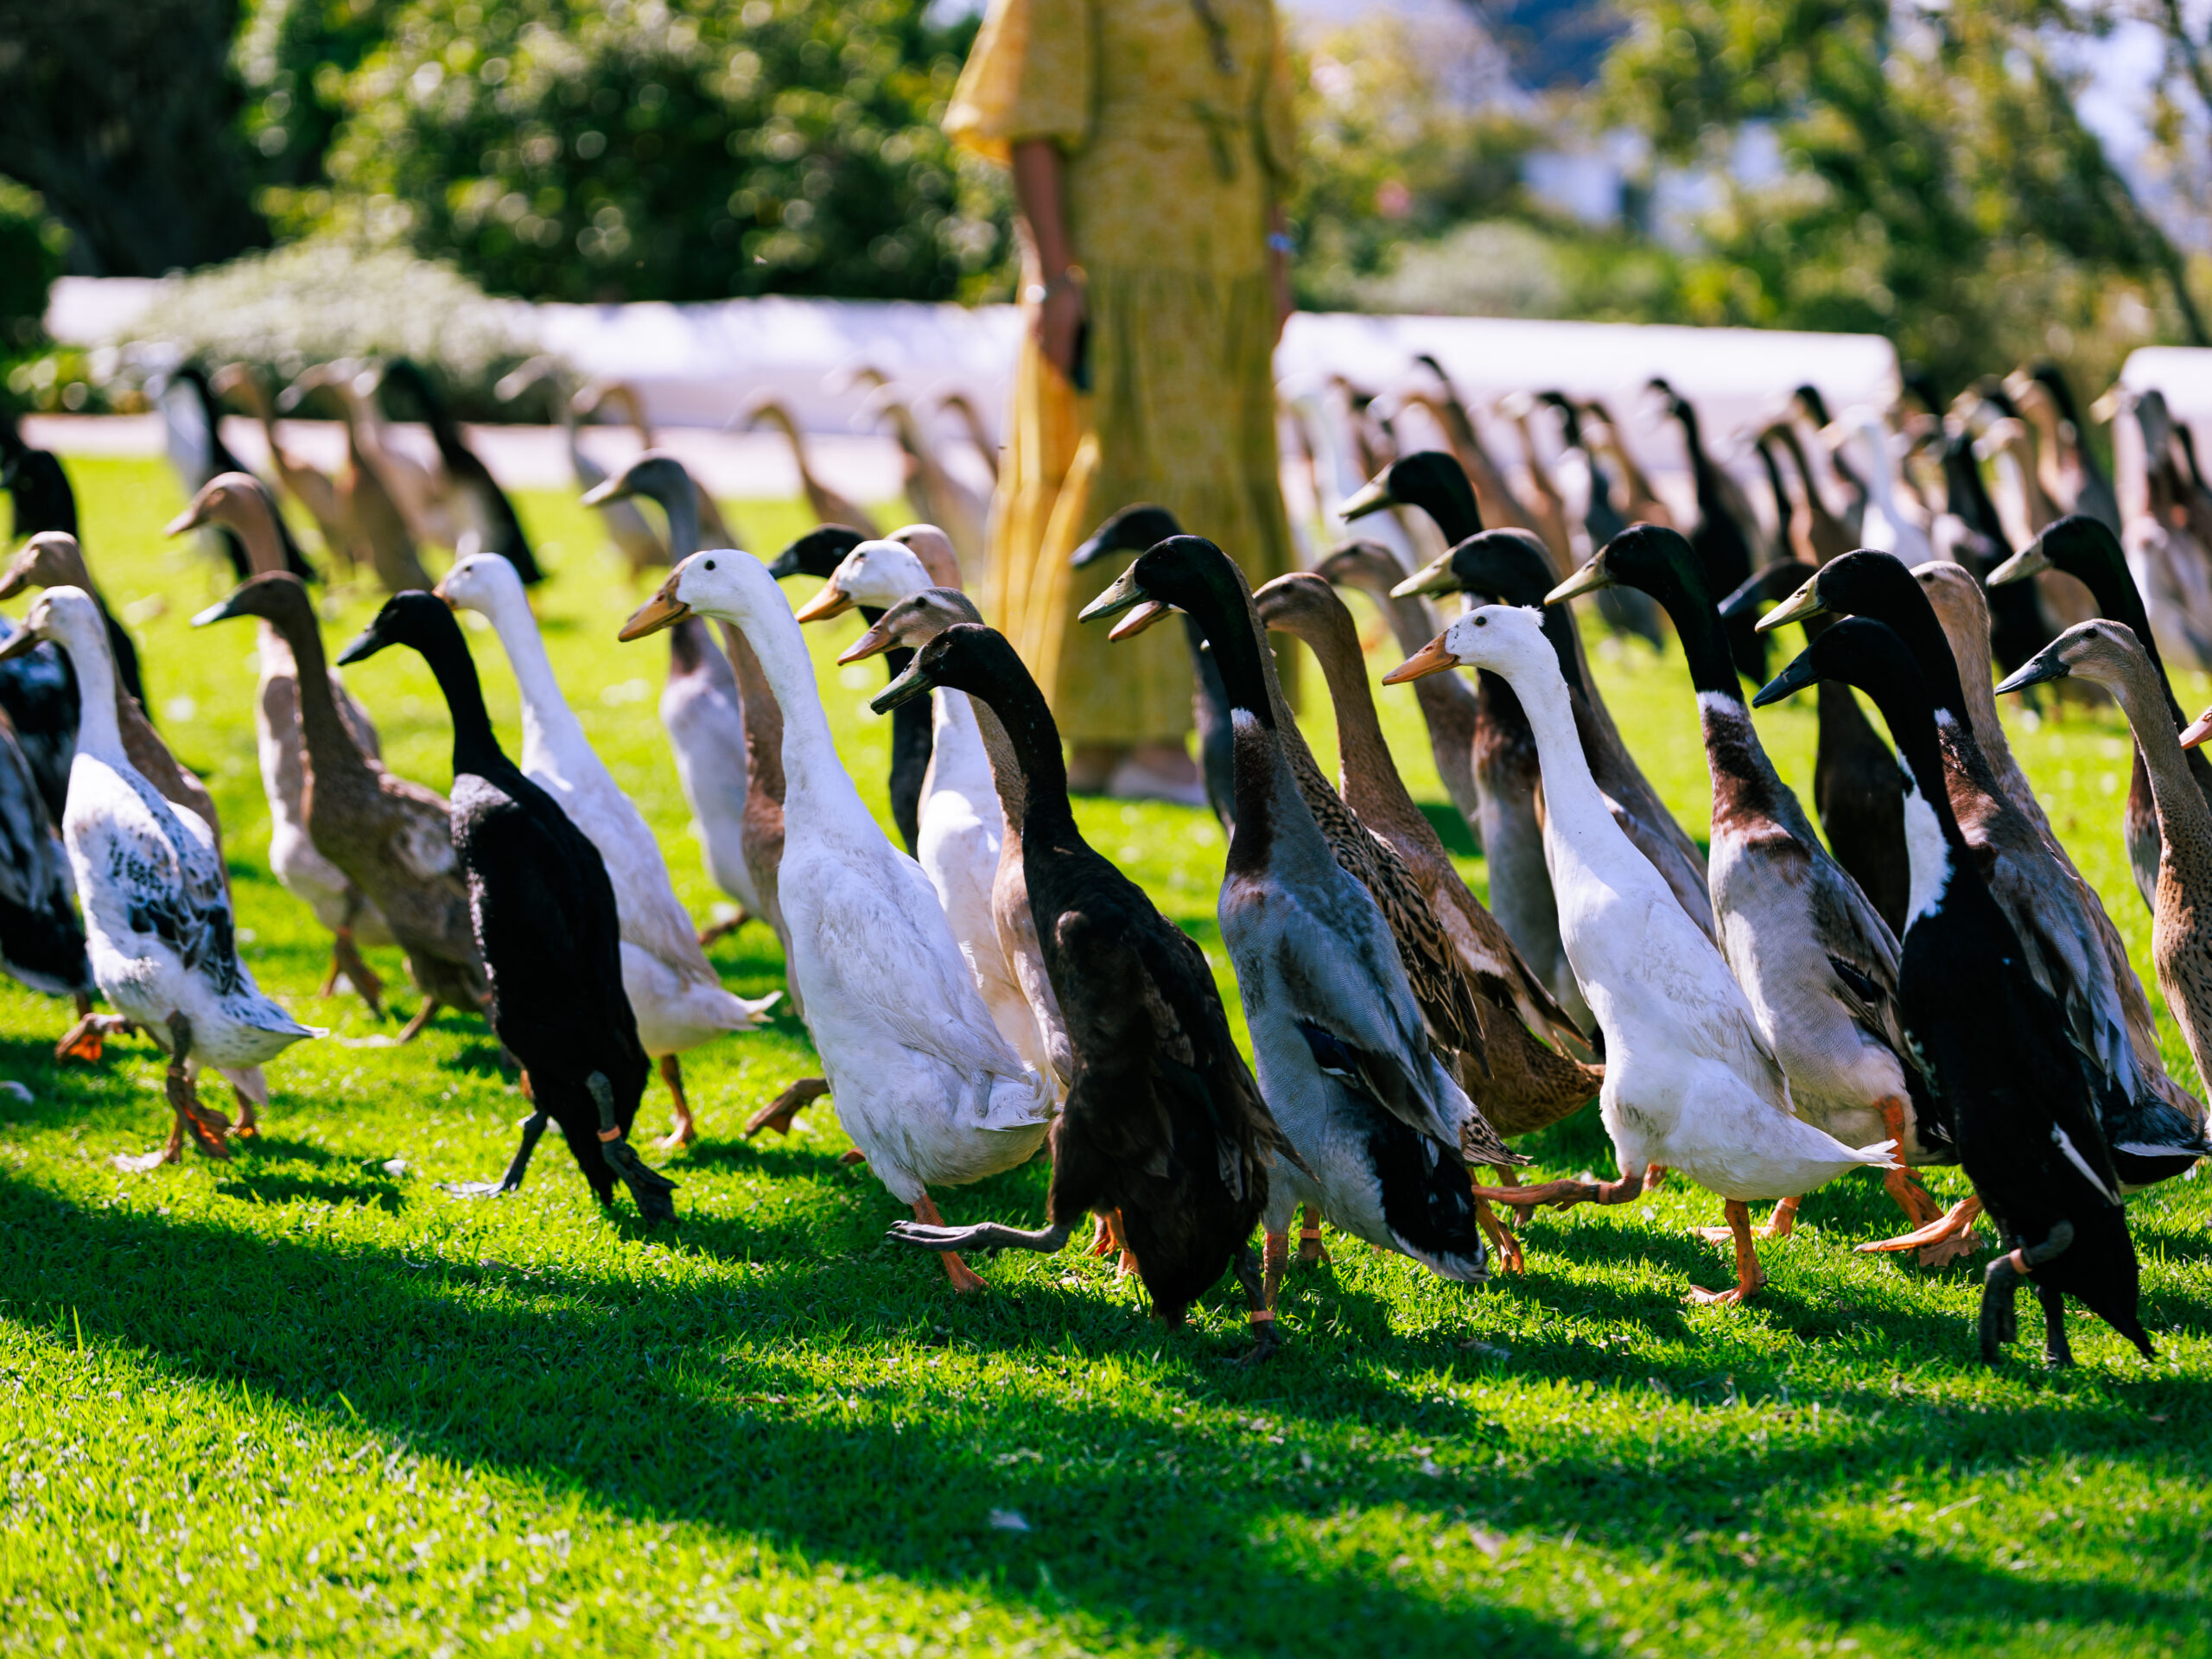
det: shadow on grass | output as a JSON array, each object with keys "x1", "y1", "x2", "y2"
[{"x1": 3, "y1": 1162, "x2": 2207, "y2": 1651}]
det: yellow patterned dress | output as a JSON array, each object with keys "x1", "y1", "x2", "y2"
[{"x1": 948, "y1": 0, "x2": 1299, "y2": 743}]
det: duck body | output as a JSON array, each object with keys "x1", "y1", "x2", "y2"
[
  {"x1": 1389, "y1": 607, "x2": 1894, "y2": 1304},
  {"x1": 1084, "y1": 537, "x2": 1505, "y2": 1284},
  {"x1": 623, "y1": 552, "x2": 1052, "y2": 1256},
  {"x1": 437, "y1": 551, "x2": 772, "y2": 1070},
  {"x1": 1761, "y1": 619, "x2": 2152, "y2": 1363},
  {"x1": 880, "y1": 624, "x2": 1282, "y2": 1334},
  {"x1": 0, "y1": 707, "x2": 90, "y2": 997}
]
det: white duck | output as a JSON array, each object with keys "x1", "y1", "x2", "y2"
[
  {"x1": 620, "y1": 550, "x2": 1055, "y2": 1293},
  {"x1": 1843, "y1": 415, "x2": 1935, "y2": 566},
  {"x1": 3, "y1": 588, "x2": 321, "y2": 1167},
  {"x1": 435, "y1": 550, "x2": 777, "y2": 1145},
  {"x1": 1387, "y1": 604, "x2": 1896, "y2": 1303},
  {"x1": 166, "y1": 474, "x2": 393, "y2": 1016},
  {"x1": 792, "y1": 532, "x2": 1054, "y2": 1083}
]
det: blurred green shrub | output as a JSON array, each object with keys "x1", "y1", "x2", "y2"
[
  {"x1": 310, "y1": 0, "x2": 1008, "y2": 305},
  {"x1": 0, "y1": 178, "x2": 68, "y2": 359},
  {"x1": 235, "y1": 1, "x2": 406, "y2": 211},
  {"x1": 120, "y1": 237, "x2": 537, "y2": 415}
]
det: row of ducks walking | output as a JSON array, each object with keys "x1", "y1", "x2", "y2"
[{"x1": 3, "y1": 425, "x2": 2207, "y2": 1367}]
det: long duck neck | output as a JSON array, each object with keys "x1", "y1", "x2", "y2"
[
  {"x1": 476, "y1": 586, "x2": 584, "y2": 765},
  {"x1": 54, "y1": 620, "x2": 123, "y2": 761},
  {"x1": 1276, "y1": 611, "x2": 1421, "y2": 836},
  {"x1": 2067, "y1": 553, "x2": 2183, "y2": 726},
  {"x1": 269, "y1": 601, "x2": 378, "y2": 785},
  {"x1": 971, "y1": 657, "x2": 1075, "y2": 846},
  {"x1": 1497, "y1": 643, "x2": 1629, "y2": 847},
  {"x1": 409, "y1": 626, "x2": 507, "y2": 780},
  {"x1": 1178, "y1": 581, "x2": 1327, "y2": 870},
  {"x1": 2101, "y1": 656, "x2": 2212, "y2": 858},
  {"x1": 718, "y1": 620, "x2": 785, "y2": 803},
  {"x1": 726, "y1": 601, "x2": 851, "y2": 822}
]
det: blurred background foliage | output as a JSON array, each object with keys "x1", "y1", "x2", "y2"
[{"x1": 0, "y1": 0, "x2": 2204, "y2": 404}]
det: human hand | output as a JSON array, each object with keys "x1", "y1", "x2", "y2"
[{"x1": 1035, "y1": 279, "x2": 1087, "y2": 382}]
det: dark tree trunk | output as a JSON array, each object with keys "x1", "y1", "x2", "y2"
[{"x1": 0, "y1": 0, "x2": 265, "y2": 275}]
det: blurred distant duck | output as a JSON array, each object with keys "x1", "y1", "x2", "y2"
[
  {"x1": 436, "y1": 550, "x2": 777, "y2": 1146},
  {"x1": 168, "y1": 476, "x2": 386, "y2": 1010},
  {"x1": 1550, "y1": 527, "x2": 1949, "y2": 1245},
  {"x1": 875, "y1": 622, "x2": 1291, "y2": 1349},
  {"x1": 1387, "y1": 605, "x2": 1895, "y2": 1305},
  {"x1": 621, "y1": 550, "x2": 1054, "y2": 1291},
  {"x1": 3, "y1": 588, "x2": 320, "y2": 1167},
  {"x1": 194, "y1": 574, "x2": 486, "y2": 1042},
  {"x1": 340, "y1": 593, "x2": 675, "y2": 1222},
  {"x1": 277, "y1": 361, "x2": 434, "y2": 594},
  {"x1": 212, "y1": 362, "x2": 353, "y2": 574},
  {"x1": 1990, "y1": 513, "x2": 2212, "y2": 913},
  {"x1": 1084, "y1": 536, "x2": 1516, "y2": 1300},
  {"x1": 1759, "y1": 620, "x2": 2153, "y2": 1365}
]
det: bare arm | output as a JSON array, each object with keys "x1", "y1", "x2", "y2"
[{"x1": 1012, "y1": 138, "x2": 1084, "y2": 380}]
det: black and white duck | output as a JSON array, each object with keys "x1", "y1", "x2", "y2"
[{"x1": 1758, "y1": 620, "x2": 2155, "y2": 1365}]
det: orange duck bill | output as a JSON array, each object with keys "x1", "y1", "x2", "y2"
[
  {"x1": 619, "y1": 570, "x2": 690, "y2": 641},
  {"x1": 2183, "y1": 705, "x2": 2212, "y2": 751},
  {"x1": 1381, "y1": 632, "x2": 1460, "y2": 683},
  {"x1": 791, "y1": 580, "x2": 856, "y2": 624}
]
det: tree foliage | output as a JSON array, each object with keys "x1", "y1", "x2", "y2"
[
  {"x1": 1605, "y1": 0, "x2": 2208, "y2": 391},
  {"x1": 315, "y1": 0, "x2": 1007, "y2": 304}
]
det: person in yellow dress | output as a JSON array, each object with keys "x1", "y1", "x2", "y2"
[{"x1": 947, "y1": 0, "x2": 1300, "y2": 800}]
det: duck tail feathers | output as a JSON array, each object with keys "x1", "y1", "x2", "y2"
[{"x1": 1853, "y1": 1137, "x2": 1901, "y2": 1170}]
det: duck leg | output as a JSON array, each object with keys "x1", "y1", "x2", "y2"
[
  {"x1": 1235, "y1": 1245, "x2": 1279, "y2": 1363},
  {"x1": 1262, "y1": 1228, "x2": 1290, "y2": 1312},
  {"x1": 117, "y1": 1014, "x2": 231, "y2": 1172},
  {"x1": 655, "y1": 1053, "x2": 695, "y2": 1150},
  {"x1": 588, "y1": 1071, "x2": 677, "y2": 1223},
  {"x1": 1487, "y1": 1163, "x2": 1537, "y2": 1227},
  {"x1": 742, "y1": 1077, "x2": 830, "y2": 1139},
  {"x1": 55, "y1": 1002, "x2": 130, "y2": 1065},
  {"x1": 696, "y1": 907, "x2": 752, "y2": 948},
  {"x1": 443, "y1": 1106, "x2": 550, "y2": 1198},
  {"x1": 324, "y1": 925, "x2": 385, "y2": 1019},
  {"x1": 1297, "y1": 1205, "x2": 1332, "y2": 1266},
  {"x1": 1979, "y1": 1220, "x2": 2073, "y2": 1365},
  {"x1": 1471, "y1": 1164, "x2": 1649, "y2": 1211},
  {"x1": 1696, "y1": 1194, "x2": 1797, "y2": 1243},
  {"x1": 1084, "y1": 1209, "x2": 1137, "y2": 1277},
  {"x1": 395, "y1": 997, "x2": 442, "y2": 1044},
  {"x1": 2037, "y1": 1281, "x2": 2075, "y2": 1369},
  {"x1": 903, "y1": 1192, "x2": 991, "y2": 1294},
  {"x1": 1859, "y1": 1194, "x2": 1985, "y2": 1266},
  {"x1": 1473, "y1": 1198, "x2": 1523, "y2": 1274},
  {"x1": 1686, "y1": 1199, "x2": 1767, "y2": 1306}
]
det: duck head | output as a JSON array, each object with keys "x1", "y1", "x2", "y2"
[
  {"x1": 1070, "y1": 503, "x2": 1182, "y2": 571},
  {"x1": 885, "y1": 523, "x2": 963, "y2": 588},
  {"x1": 580, "y1": 451, "x2": 690, "y2": 517},
  {"x1": 1753, "y1": 547, "x2": 1917, "y2": 635},
  {"x1": 1313, "y1": 538, "x2": 1411, "y2": 596},
  {"x1": 1382, "y1": 603, "x2": 1554, "y2": 688},
  {"x1": 1753, "y1": 614, "x2": 1935, "y2": 721},
  {"x1": 274, "y1": 358, "x2": 364, "y2": 416},
  {"x1": 619, "y1": 550, "x2": 781, "y2": 644},
  {"x1": 793, "y1": 537, "x2": 931, "y2": 624},
  {"x1": 1393, "y1": 526, "x2": 1556, "y2": 607},
  {"x1": 1987, "y1": 512, "x2": 2124, "y2": 591},
  {"x1": 0, "y1": 585, "x2": 102, "y2": 665},
  {"x1": 432, "y1": 550, "x2": 529, "y2": 618},
  {"x1": 1994, "y1": 618, "x2": 2152, "y2": 701},
  {"x1": 0, "y1": 531, "x2": 91, "y2": 602},
  {"x1": 164, "y1": 471, "x2": 274, "y2": 543},
  {"x1": 872, "y1": 621, "x2": 1003, "y2": 715},
  {"x1": 1546, "y1": 523, "x2": 1703, "y2": 610},
  {"x1": 1717, "y1": 559, "x2": 1821, "y2": 626},
  {"x1": 766, "y1": 524, "x2": 865, "y2": 582},
  {"x1": 839, "y1": 587, "x2": 982, "y2": 666},
  {"x1": 1075, "y1": 532, "x2": 1236, "y2": 643},
  {"x1": 1251, "y1": 571, "x2": 1352, "y2": 647},
  {"x1": 337, "y1": 590, "x2": 460, "y2": 666},
  {"x1": 1340, "y1": 452, "x2": 1480, "y2": 542},
  {"x1": 191, "y1": 570, "x2": 315, "y2": 634}
]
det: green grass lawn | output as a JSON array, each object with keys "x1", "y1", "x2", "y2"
[{"x1": 3, "y1": 457, "x2": 2209, "y2": 1656}]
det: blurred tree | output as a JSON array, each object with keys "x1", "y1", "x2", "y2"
[
  {"x1": 0, "y1": 0, "x2": 268, "y2": 275},
  {"x1": 234, "y1": 0, "x2": 406, "y2": 220},
  {"x1": 318, "y1": 0, "x2": 1007, "y2": 303},
  {"x1": 1606, "y1": 0, "x2": 2209, "y2": 390},
  {"x1": 0, "y1": 179, "x2": 68, "y2": 359}
]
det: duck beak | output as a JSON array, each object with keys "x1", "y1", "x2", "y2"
[
  {"x1": 2183, "y1": 706, "x2": 2212, "y2": 751},
  {"x1": 1077, "y1": 563, "x2": 1150, "y2": 625},
  {"x1": 1338, "y1": 475, "x2": 1397, "y2": 523},
  {"x1": 0, "y1": 559, "x2": 29, "y2": 603},
  {"x1": 1755, "y1": 575, "x2": 1826, "y2": 634},
  {"x1": 1105, "y1": 599, "x2": 1173, "y2": 641},
  {"x1": 162, "y1": 503, "x2": 207, "y2": 538},
  {"x1": 871, "y1": 655, "x2": 935, "y2": 715},
  {"x1": 334, "y1": 624, "x2": 387, "y2": 667},
  {"x1": 1986, "y1": 542, "x2": 2050, "y2": 588},
  {"x1": 619, "y1": 570, "x2": 690, "y2": 642},
  {"x1": 1544, "y1": 560, "x2": 1612, "y2": 605},
  {"x1": 429, "y1": 573, "x2": 456, "y2": 607},
  {"x1": 1750, "y1": 650, "x2": 1821, "y2": 708},
  {"x1": 1993, "y1": 645, "x2": 2070, "y2": 696},
  {"x1": 838, "y1": 617, "x2": 897, "y2": 664},
  {"x1": 1382, "y1": 632, "x2": 1459, "y2": 684},
  {"x1": 0, "y1": 624, "x2": 41, "y2": 665},
  {"x1": 578, "y1": 477, "x2": 626, "y2": 508},
  {"x1": 791, "y1": 580, "x2": 855, "y2": 624},
  {"x1": 1389, "y1": 552, "x2": 1459, "y2": 601},
  {"x1": 189, "y1": 593, "x2": 247, "y2": 629}
]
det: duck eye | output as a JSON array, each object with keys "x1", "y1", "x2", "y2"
[
  {"x1": 703, "y1": 559, "x2": 716, "y2": 570},
  {"x1": 1475, "y1": 615, "x2": 1488, "y2": 626}
]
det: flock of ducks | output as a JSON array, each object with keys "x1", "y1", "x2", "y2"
[{"x1": 3, "y1": 353, "x2": 2211, "y2": 1370}]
